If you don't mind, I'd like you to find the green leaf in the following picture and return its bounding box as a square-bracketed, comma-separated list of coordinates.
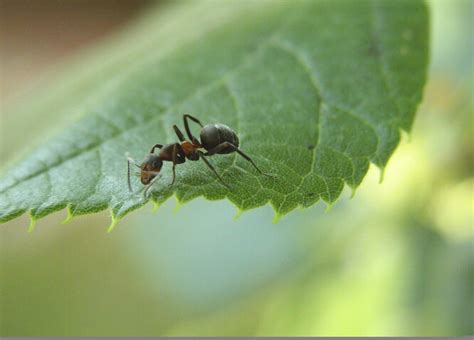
[0, 0, 429, 230]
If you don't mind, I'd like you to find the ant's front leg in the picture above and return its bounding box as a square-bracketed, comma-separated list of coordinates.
[150, 144, 163, 154]
[143, 171, 162, 198]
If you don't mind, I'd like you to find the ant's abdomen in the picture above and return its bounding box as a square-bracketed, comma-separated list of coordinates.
[200, 123, 239, 153]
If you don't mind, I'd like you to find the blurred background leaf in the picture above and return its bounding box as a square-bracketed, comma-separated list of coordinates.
[0, 0, 472, 337]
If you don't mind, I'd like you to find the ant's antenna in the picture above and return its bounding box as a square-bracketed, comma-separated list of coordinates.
[127, 159, 133, 192]
[126, 153, 140, 192]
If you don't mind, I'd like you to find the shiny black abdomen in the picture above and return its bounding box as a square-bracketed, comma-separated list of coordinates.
[200, 124, 239, 154]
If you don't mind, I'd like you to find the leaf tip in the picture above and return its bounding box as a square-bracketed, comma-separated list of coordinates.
[325, 203, 334, 213]
[379, 166, 386, 183]
[61, 205, 74, 225]
[233, 208, 243, 221]
[400, 128, 412, 143]
[173, 198, 184, 213]
[151, 200, 161, 213]
[107, 211, 120, 233]
[350, 186, 357, 199]
[272, 212, 282, 224]
[27, 211, 37, 233]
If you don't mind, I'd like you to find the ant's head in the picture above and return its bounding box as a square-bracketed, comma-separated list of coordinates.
[140, 154, 163, 185]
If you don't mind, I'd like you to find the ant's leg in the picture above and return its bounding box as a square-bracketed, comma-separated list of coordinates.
[170, 143, 186, 186]
[176, 143, 187, 161]
[183, 114, 203, 143]
[170, 144, 178, 186]
[173, 125, 186, 142]
[127, 156, 141, 192]
[205, 142, 273, 177]
[170, 144, 186, 186]
[143, 171, 162, 198]
[197, 151, 230, 189]
[150, 144, 163, 154]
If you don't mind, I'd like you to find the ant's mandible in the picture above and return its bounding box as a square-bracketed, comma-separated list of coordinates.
[127, 114, 272, 196]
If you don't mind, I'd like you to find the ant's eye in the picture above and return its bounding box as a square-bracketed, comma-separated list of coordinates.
[153, 159, 163, 169]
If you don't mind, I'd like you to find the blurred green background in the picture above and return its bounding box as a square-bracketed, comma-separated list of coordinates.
[0, 0, 472, 336]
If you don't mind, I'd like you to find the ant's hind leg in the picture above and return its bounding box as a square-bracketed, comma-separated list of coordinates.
[205, 142, 273, 177]
[197, 151, 230, 189]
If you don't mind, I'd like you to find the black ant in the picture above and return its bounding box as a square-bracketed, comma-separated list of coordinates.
[127, 114, 272, 197]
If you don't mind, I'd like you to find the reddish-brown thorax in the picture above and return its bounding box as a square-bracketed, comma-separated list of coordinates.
[181, 140, 200, 156]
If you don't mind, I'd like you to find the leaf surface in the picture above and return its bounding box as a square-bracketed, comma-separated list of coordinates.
[0, 0, 429, 229]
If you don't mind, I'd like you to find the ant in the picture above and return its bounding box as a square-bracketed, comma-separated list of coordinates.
[127, 114, 272, 197]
